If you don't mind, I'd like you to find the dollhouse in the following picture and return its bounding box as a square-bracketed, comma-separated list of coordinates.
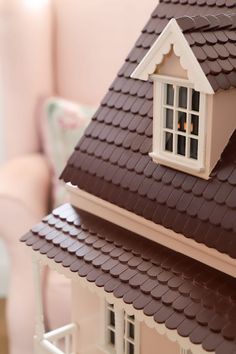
[21, 1, 236, 354]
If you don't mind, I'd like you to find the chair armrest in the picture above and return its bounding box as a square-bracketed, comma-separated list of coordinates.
[0, 153, 51, 218]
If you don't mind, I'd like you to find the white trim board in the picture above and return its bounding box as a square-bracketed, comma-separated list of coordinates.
[67, 184, 236, 278]
[31, 252, 208, 354]
[0, 240, 9, 298]
[131, 19, 214, 94]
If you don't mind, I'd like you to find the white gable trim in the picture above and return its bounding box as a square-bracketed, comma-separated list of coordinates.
[31, 252, 208, 354]
[67, 184, 236, 278]
[131, 19, 214, 94]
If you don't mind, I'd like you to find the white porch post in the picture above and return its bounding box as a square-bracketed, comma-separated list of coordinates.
[32, 256, 45, 341]
[114, 305, 124, 354]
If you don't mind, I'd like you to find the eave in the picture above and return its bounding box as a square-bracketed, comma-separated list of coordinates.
[66, 183, 236, 278]
[30, 252, 207, 354]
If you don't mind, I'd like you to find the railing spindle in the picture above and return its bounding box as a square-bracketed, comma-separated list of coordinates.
[65, 334, 70, 354]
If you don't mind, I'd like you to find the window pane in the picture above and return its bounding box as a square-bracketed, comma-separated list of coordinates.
[177, 135, 186, 156]
[165, 109, 173, 129]
[128, 343, 134, 354]
[178, 112, 186, 132]
[191, 115, 199, 135]
[109, 311, 115, 327]
[165, 132, 173, 152]
[109, 330, 115, 345]
[192, 89, 200, 111]
[178, 86, 187, 108]
[129, 323, 134, 339]
[166, 84, 174, 105]
[190, 139, 198, 159]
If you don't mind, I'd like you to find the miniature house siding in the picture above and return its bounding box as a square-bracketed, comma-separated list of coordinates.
[72, 281, 102, 354]
[140, 322, 179, 354]
[72, 282, 180, 354]
[208, 88, 236, 174]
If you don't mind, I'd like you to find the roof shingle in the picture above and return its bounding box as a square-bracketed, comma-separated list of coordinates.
[21, 204, 236, 354]
[176, 13, 236, 90]
[61, 1, 236, 258]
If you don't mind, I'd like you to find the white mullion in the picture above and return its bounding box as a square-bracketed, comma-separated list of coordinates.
[168, 106, 188, 114]
[163, 128, 174, 134]
[162, 83, 168, 152]
[124, 313, 127, 354]
[187, 134, 199, 141]
[163, 104, 174, 109]
[173, 84, 178, 155]
[189, 110, 200, 115]
[155, 80, 163, 153]
[186, 87, 191, 158]
[162, 84, 168, 152]
[107, 325, 115, 331]
[173, 131, 188, 138]
[198, 92, 206, 165]
[105, 301, 116, 349]
[114, 305, 124, 354]
[124, 323, 128, 354]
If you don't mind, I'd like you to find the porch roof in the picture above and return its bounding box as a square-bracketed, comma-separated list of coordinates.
[21, 203, 236, 354]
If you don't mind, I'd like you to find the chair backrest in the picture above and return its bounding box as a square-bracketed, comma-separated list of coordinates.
[0, 0, 157, 160]
[0, 0, 53, 160]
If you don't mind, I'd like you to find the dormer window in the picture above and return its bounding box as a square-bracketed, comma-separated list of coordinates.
[131, 17, 236, 179]
[149, 75, 206, 174]
[163, 83, 200, 160]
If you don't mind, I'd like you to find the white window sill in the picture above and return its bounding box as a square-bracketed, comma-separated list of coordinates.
[149, 151, 205, 175]
[97, 344, 116, 354]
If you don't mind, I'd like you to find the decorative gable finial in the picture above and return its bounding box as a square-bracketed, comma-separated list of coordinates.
[131, 18, 214, 94]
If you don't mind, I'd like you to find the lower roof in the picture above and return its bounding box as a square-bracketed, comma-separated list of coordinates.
[21, 203, 236, 354]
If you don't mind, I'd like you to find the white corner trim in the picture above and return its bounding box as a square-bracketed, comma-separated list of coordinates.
[32, 252, 208, 354]
[66, 184, 236, 278]
[131, 19, 214, 94]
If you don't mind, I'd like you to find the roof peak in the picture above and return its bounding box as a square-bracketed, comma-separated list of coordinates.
[176, 12, 236, 32]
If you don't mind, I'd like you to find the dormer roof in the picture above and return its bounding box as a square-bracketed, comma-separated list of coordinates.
[61, 1, 236, 260]
[178, 13, 236, 91]
[132, 13, 236, 91]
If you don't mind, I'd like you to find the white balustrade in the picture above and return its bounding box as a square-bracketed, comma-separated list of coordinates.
[36, 323, 77, 354]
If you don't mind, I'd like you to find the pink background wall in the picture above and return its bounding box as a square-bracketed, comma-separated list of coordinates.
[0, 0, 157, 159]
[54, 0, 157, 105]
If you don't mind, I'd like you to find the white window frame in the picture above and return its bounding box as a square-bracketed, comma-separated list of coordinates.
[150, 74, 206, 174]
[104, 302, 116, 354]
[103, 301, 140, 354]
[180, 348, 192, 354]
[124, 311, 137, 354]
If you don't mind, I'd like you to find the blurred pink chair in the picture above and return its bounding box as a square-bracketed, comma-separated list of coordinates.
[0, 1, 157, 353]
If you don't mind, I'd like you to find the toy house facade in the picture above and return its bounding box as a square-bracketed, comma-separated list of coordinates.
[21, 1, 236, 354]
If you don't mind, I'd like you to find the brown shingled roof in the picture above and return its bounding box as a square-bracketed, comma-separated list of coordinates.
[176, 13, 236, 90]
[61, 0, 236, 260]
[21, 204, 236, 354]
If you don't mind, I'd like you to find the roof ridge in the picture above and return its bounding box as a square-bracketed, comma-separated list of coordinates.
[159, 0, 236, 9]
[176, 12, 236, 32]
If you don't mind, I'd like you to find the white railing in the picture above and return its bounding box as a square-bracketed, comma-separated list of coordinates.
[35, 323, 77, 354]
